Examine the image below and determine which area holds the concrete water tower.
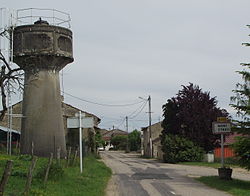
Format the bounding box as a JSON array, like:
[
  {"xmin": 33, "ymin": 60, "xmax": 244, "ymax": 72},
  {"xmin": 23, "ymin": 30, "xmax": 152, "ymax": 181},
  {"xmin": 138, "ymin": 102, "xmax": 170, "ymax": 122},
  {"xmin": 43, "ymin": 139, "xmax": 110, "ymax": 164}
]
[{"xmin": 13, "ymin": 10, "xmax": 73, "ymax": 157}]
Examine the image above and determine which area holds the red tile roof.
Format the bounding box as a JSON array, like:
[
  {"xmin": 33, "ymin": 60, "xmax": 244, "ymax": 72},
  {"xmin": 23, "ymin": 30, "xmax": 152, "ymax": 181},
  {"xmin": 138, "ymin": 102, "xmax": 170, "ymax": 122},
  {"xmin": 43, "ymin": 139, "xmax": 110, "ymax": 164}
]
[
  {"xmin": 224, "ymin": 133, "xmax": 243, "ymax": 145},
  {"xmin": 102, "ymin": 129, "xmax": 127, "ymax": 141}
]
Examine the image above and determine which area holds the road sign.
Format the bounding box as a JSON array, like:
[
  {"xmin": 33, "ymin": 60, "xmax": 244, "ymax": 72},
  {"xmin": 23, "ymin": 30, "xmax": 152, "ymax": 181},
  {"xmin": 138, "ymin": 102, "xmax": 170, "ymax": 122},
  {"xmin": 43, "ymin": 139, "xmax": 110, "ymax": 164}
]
[
  {"xmin": 212, "ymin": 122, "xmax": 231, "ymax": 134},
  {"xmin": 217, "ymin": 117, "xmax": 228, "ymax": 123},
  {"xmin": 67, "ymin": 117, "xmax": 94, "ymax": 128},
  {"xmin": 212, "ymin": 118, "xmax": 231, "ymax": 169}
]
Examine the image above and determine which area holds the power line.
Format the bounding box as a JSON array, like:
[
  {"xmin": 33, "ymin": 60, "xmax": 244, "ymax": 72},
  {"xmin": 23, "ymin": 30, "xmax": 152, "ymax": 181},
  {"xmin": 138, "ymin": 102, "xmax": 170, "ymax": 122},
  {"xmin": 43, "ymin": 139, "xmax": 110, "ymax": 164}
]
[
  {"xmin": 101, "ymin": 116, "xmax": 123, "ymax": 120},
  {"xmin": 129, "ymin": 100, "xmax": 148, "ymax": 119},
  {"xmin": 130, "ymin": 119, "xmax": 159, "ymax": 122},
  {"xmin": 62, "ymin": 91, "xmax": 151, "ymax": 129},
  {"xmin": 103, "ymin": 119, "xmax": 123, "ymax": 124},
  {"xmin": 127, "ymin": 101, "xmax": 146, "ymax": 117},
  {"xmin": 116, "ymin": 117, "xmax": 126, "ymax": 129},
  {"xmin": 62, "ymin": 91, "xmax": 145, "ymax": 107},
  {"xmin": 106, "ymin": 100, "xmax": 147, "ymax": 129}
]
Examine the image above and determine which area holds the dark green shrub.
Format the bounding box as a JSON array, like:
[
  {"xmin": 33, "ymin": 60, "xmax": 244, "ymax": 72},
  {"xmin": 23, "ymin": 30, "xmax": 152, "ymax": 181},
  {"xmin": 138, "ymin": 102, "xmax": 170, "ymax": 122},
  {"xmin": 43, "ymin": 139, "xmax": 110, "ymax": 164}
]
[
  {"xmin": 231, "ymin": 136, "xmax": 250, "ymax": 170},
  {"xmin": 128, "ymin": 130, "xmax": 141, "ymax": 151},
  {"xmin": 111, "ymin": 135, "xmax": 127, "ymax": 150},
  {"xmin": 162, "ymin": 134, "xmax": 204, "ymax": 163}
]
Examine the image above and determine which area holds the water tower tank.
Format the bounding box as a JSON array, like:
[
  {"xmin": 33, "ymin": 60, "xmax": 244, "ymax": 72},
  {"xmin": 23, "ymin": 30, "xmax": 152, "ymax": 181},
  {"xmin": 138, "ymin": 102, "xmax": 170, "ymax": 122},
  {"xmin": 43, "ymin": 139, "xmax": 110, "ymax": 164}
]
[{"xmin": 13, "ymin": 18, "xmax": 73, "ymax": 157}]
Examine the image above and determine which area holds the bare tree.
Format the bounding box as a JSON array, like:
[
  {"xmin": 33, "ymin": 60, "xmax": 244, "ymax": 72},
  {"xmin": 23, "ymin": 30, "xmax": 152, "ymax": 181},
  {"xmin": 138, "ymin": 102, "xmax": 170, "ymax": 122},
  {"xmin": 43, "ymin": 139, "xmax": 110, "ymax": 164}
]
[{"xmin": 0, "ymin": 29, "xmax": 23, "ymax": 121}]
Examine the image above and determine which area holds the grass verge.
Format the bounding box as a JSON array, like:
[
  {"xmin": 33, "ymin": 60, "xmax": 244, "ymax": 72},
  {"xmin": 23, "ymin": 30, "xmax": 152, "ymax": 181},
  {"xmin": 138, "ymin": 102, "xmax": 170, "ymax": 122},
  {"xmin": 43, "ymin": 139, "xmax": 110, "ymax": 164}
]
[
  {"xmin": 0, "ymin": 153, "xmax": 111, "ymax": 196},
  {"xmin": 196, "ymin": 176, "xmax": 250, "ymax": 196},
  {"xmin": 179, "ymin": 161, "xmax": 239, "ymax": 168},
  {"xmin": 179, "ymin": 162, "xmax": 223, "ymax": 168},
  {"xmin": 179, "ymin": 157, "xmax": 240, "ymax": 168}
]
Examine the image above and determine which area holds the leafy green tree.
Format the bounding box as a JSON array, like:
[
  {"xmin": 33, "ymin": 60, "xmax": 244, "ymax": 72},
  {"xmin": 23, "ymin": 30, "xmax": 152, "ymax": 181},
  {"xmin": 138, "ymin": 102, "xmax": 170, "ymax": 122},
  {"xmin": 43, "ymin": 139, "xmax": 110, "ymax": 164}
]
[
  {"xmin": 161, "ymin": 83, "xmax": 228, "ymax": 153},
  {"xmin": 231, "ymin": 137, "xmax": 250, "ymax": 170},
  {"xmin": 128, "ymin": 130, "xmax": 141, "ymax": 151},
  {"xmin": 95, "ymin": 129, "xmax": 105, "ymax": 149},
  {"xmin": 111, "ymin": 135, "xmax": 127, "ymax": 150},
  {"xmin": 230, "ymin": 32, "xmax": 250, "ymax": 170},
  {"xmin": 88, "ymin": 131, "xmax": 95, "ymax": 153},
  {"xmin": 230, "ymin": 63, "xmax": 250, "ymax": 133},
  {"xmin": 162, "ymin": 134, "xmax": 204, "ymax": 163}
]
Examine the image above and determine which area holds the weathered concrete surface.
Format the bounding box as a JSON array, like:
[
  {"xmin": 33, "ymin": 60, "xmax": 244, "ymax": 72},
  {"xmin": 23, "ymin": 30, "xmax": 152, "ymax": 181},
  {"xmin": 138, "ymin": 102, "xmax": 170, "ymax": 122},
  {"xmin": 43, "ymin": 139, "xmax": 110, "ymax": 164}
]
[
  {"xmin": 20, "ymin": 70, "xmax": 66, "ymax": 157},
  {"xmin": 101, "ymin": 151, "xmax": 237, "ymax": 196},
  {"xmin": 13, "ymin": 21, "xmax": 73, "ymax": 157}
]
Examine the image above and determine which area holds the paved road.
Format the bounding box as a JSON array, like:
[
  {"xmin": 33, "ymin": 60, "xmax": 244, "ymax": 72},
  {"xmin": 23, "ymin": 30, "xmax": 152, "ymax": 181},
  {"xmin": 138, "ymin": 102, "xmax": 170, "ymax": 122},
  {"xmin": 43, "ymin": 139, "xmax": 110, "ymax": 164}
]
[{"xmin": 101, "ymin": 151, "xmax": 232, "ymax": 196}]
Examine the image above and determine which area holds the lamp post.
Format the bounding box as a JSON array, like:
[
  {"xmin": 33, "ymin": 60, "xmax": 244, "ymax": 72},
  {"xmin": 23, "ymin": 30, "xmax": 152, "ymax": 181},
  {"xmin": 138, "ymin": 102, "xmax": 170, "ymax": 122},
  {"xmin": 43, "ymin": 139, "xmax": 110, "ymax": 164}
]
[{"xmin": 139, "ymin": 96, "xmax": 152, "ymax": 158}]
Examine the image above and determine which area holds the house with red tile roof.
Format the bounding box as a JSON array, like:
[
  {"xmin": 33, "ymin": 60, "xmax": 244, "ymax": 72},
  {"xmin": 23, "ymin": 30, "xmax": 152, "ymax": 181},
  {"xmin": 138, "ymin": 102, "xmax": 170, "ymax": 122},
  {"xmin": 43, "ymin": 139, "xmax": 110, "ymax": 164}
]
[
  {"xmin": 101, "ymin": 129, "xmax": 128, "ymax": 150},
  {"xmin": 214, "ymin": 132, "xmax": 242, "ymax": 158}
]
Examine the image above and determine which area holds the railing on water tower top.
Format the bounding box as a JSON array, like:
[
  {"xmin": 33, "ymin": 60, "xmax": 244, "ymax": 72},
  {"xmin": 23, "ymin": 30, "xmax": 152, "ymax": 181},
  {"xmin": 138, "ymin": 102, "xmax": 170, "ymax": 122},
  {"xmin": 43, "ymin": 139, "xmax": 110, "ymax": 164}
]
[{"xmin": 16, "ymin": 8, "xmax": 71, "ymax": 28}]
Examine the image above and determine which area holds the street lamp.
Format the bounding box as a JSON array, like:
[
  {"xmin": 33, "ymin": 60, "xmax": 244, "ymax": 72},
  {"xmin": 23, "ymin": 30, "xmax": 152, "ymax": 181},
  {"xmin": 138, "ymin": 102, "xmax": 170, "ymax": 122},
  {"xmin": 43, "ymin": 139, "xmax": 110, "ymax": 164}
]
[{"xmin": 139, "ymin": 96, "xmax": 152, "ymax": 158}]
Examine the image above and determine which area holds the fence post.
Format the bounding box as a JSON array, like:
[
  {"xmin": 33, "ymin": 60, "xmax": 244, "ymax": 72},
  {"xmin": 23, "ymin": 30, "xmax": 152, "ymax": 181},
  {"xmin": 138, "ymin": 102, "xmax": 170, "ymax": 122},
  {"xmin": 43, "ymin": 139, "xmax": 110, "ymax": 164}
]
[
  {"xmin": 31, "ymin": 141, "xmax": 34, "ymax": 157},
  {"xmin": 56, "ymin": 147, "xmax": 61, "ymax": 165},
  {"xmin": 66, "ymin": 147, "xmax": 72, "ymax": 167},
  {"xmin": 72, "ymin": 148, "xmax": 78, "ymax": 166},
  {"xmin": 24, "ymin": 156, "xmax": 37, "ymax": 195},
  {"xmin": 0, "ymin": 160, "xmax": 13, "ymax": 196},
  {"xmin": 44, "ymin": 153, "xmax": 53, "ymax": 186}
]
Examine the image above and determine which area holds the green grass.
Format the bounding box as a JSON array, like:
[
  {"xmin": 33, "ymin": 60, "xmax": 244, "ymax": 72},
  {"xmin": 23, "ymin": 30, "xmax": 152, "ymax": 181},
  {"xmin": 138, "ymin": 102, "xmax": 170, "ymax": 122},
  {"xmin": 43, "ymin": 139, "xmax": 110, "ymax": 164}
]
[
  {"xmin": 179, "ymin": 161, "xmax": 239, "ymax": 168},
  {"xmin": 179, "ymin": 157, "xmax": 240, "ymax": 168},
  {"xmin": 179, "ymin": 161, "xmax": 224, "ymax": 168},
  {"xmin": 197, "ymin": 176, "xmax": 250, "ymax": 196},
  {"xmin": 0, "ymin": 153, "xmax": 112, "ymax": 196}
]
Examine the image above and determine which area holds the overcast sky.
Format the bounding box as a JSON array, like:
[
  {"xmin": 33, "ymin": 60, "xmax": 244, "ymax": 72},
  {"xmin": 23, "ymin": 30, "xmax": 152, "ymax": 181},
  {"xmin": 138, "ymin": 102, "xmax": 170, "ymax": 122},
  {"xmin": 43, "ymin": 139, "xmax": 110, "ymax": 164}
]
[{"xmin": 1, "ymin": 0, "xmax": 250, "ymax": 131}]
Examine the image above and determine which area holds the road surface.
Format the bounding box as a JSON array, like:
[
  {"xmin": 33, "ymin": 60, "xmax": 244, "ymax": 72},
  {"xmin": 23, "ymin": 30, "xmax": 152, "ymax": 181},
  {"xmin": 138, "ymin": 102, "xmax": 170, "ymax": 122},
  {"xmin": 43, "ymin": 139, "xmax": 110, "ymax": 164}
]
[{"xmin": 101, "ymin": 151, "xmax": 232, "ymax": 196}]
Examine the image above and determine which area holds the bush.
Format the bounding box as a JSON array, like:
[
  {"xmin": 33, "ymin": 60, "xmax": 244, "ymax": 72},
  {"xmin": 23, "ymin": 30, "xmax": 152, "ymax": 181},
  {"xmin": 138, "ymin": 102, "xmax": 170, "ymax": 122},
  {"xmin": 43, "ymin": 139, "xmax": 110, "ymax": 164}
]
[
  {"xmin": 162, "ymin": 134, "xmax": 204, "ymax": 163},
  {"xmin": 128, "ymin": 130, "xmax": 141, "ymax": 151},
  {"xmin": 110, "ymin": 135, "xmax": 127, "ymax": 150},
  {"xmin": 231, "ymin": 136, "xmax": 250, "ymax": 170}
]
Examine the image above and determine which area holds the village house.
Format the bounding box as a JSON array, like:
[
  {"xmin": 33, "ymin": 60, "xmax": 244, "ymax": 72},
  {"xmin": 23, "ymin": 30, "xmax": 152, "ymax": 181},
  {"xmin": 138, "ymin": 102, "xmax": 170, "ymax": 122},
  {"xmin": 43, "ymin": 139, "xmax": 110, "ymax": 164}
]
[
  {"xmin": 142, "ymin": 121, "xmax": 163, "ymax": 159},
  {"xmin": 141, "ymin": 121, "xmax": 240, "ymax": 161},
  {"xmin": 0, "ymin": 102, "xmax": 22, "ymax": 146},
  {"xmin": 0, "ymin": 101, "xmax": 100, "ymax": 153},
  {"xmin": 214, "ymin": 132, "xmax": 242, "ymax": 158},
  {"xmin": 101, "ymin": 128, "xmax": 128, "ymax": 150}
]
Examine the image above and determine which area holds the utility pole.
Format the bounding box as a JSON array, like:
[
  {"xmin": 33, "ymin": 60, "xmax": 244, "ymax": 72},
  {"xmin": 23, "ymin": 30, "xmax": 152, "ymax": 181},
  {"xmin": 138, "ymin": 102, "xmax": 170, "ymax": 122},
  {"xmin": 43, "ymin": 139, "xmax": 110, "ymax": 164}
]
[
  {"xmin": 148, "ymin": 96, "xmax": 152, "ymax": 158},
  {"xmin": 125, "ymin": 116, "xmax": 129, "ymax": 153},
  {"xmin": 7, "ymin": 22, "xmax": 14, "ymax": 156},
  {"xmin": 139, "ymin": 95, "xmax": 153, "ymax": 158},
  {"xmin": 7, "ymin": 85, "xmax": 12, "ymax": 155},
  {"xmin": 79, "ymin": 111, "xmax": 83, "ymax": 173}
]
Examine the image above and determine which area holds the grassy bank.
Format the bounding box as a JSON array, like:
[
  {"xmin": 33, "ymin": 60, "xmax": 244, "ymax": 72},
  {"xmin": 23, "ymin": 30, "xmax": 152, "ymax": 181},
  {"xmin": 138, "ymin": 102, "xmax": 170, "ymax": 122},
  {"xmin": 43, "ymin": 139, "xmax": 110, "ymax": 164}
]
[
  {"xmin": 197, "ymin": 176, "xmax": 250, "ymax": 196},
  {"xmin": 179, "ymin": 162, "xmax": 224, "ymax": 168},
  {"xmin": 179, "ymin": 161, "xmax": 239, "ymax": 168},
  {"xmin": 179, "ymin": 157, "xmax": 240, "ymax": 168},
  {"xmin": 0, "ymin": 153, "xmax": 111, "ymax": 196}
]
